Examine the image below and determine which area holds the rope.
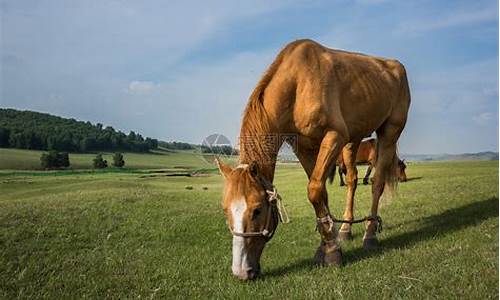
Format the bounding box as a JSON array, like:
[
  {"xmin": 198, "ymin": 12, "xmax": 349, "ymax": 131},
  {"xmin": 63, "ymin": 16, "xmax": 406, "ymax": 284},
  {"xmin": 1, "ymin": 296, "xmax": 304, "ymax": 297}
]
[
  {"xmin": 332, "ymin": 215, "xmax": 383, "ymax": 233},
  {"xmin": 266, "ymin": 187, "xmax": 290, "ymax": 224}
]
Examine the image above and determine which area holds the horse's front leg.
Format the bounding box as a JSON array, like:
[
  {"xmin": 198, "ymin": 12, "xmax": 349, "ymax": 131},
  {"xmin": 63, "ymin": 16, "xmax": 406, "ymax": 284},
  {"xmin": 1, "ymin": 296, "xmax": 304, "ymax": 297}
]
[
  {"xmin": 307, "ymin": 131, "xmax": 346, "ymax": 266},
  {"xmin": 338, "ymin": 141, "xmax": 360, "ymax": 241}
]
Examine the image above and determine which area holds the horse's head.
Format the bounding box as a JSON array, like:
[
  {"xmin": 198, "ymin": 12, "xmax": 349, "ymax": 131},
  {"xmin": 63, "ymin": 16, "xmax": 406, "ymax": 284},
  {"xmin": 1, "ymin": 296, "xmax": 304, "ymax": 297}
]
[
  {"xmin": 216, "ymin": 158, "xmax": 280, "ymax": 280},
  {"xmin": 397, "ymin": 159, "xmax": 407, "ymax": 182}
]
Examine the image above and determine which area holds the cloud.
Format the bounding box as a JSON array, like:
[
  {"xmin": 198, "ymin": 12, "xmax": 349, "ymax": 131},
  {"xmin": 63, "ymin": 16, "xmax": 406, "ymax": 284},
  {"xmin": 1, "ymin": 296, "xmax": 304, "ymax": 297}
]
[
  {"xmin": 395, "ymin": 8, "xmax": 498, "ymax": 35},
  {"xmin": 1, "ymin": 1, "xmax": 498, "ymax": 153},
  {"xmin": 126, "ymin": 81, "xmax": 158, "ymax": 95},
  {"xmin": 116, "ymin": 49, "xmax": 277, "ymax": 143},
  {"xmin": 473, "ymin": 112, "xmax": 494, "ymax": 125},
  {"xmin": 354, "ymin": 0, "xmax": 392, "ymax": 4}
]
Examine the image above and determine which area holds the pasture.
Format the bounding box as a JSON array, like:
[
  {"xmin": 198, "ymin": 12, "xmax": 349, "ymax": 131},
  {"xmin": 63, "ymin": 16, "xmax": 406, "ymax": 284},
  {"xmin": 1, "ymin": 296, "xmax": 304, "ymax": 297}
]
[
  {"xmin": 0, "ymin": 157, "xmax": 498, "ymax": 298},
  {"xmin": 0, "ymin": 148, "xmax": 212, "ymax": 171}
]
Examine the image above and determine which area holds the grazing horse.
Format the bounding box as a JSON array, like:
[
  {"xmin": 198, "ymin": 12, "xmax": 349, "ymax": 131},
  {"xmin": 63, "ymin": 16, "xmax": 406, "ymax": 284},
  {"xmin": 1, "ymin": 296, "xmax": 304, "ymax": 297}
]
[
  {"xmin": 216, "ymin": 39, "xmax": 411, "ymax": 280},
  {"xmin": 336, "ymin": 138, "xmax": 408, "ymax": 186},
  {"xmin": 334, "ymin": 139, "xmax": 408, "ymax": 240},
  {"xmin": 397, "ymin": 159, "xmax": 408, "ymax": 182}
]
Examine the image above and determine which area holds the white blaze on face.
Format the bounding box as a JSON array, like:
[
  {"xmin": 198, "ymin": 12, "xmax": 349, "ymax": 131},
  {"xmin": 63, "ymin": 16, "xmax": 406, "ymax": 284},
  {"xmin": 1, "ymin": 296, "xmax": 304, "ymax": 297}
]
[{"xmin": 231, "ymin": 198, "xmax": 249, "ymax": 276}]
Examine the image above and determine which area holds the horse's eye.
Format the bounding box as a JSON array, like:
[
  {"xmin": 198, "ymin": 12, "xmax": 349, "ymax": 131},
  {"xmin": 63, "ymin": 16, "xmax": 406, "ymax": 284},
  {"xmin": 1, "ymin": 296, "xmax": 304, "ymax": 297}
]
[{"xmin": 252, "ymin": 208, "xmax": 262, "ymax": 219}]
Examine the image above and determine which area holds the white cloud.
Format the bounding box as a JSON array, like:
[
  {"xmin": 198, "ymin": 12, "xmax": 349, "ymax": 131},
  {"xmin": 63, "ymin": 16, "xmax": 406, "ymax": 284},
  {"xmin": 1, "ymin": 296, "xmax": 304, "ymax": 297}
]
[
  {"xmin": 126, "ymin": 81, "xmax": 158, "ymax": 95},
  {"xmin": 395, "ymin": 9, "xmax": 497, "ymax": 35},
  {"xmin": 116, "ymin": 49, "xmax": 277, "ymax": 143},
  {"xmin": 473, "ymin": 112, "xmax": 494, "ymax": 125},
  {"xmin": 355, "ymin": 0, "xmax": 391, "ymax": 4}
]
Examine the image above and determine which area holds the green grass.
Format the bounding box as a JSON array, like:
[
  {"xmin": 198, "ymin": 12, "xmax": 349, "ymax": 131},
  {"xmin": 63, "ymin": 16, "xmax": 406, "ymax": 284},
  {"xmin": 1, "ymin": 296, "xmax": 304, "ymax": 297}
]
[
  {"xmin": 0, "ymin": 148, "xmax": 213, "ymax": 170},
  {"xmin": 0, "ymin": 160, "xmax": 498, "ymax": 299}
]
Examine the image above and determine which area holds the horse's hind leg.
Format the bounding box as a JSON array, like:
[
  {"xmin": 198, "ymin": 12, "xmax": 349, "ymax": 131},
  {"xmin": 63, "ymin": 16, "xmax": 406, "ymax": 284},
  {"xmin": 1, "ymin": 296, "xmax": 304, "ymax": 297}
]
[
  {"xmin": 364, "ymin": 122, "xmax": 403, "ymax": 250},
  {"xmin": 307, "ymin": 131, "xmax": 346, "ymax": 266},
  {"xmin": 338, "ymin": 141, "xmax": 360, "ymax": 241}
]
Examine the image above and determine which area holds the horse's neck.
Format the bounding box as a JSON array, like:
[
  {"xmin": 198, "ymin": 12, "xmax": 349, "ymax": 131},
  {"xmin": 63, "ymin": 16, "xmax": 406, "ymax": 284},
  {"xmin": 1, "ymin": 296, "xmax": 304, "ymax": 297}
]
[{"xmin": 239, "ymin": 129, "xmax": 282, "ymax": 182}]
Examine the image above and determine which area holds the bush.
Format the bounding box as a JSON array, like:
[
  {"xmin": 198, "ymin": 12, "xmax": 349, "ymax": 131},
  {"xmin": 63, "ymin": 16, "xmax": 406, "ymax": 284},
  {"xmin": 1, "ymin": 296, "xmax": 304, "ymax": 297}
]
[
  {"xmin": 112, "ymin": 152, "xmax": 125, "ymax": 167},
  {"xmin": 93, "ymin": 154, "xmax": 108, "ymax": 169},
  {"xmin": 40, "ymin": 151, "xmax": 70, "ymax": 169}
]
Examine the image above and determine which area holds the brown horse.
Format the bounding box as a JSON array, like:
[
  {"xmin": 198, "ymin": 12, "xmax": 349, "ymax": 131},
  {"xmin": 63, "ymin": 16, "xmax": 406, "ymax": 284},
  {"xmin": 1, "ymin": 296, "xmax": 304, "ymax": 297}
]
[
  {"xmin": 216, "ymin": 39, "xmax": 411, "ymax": 280},
  {"xmin": 336, "ymin": 138, "xmax": 407, "ymax": 186}
]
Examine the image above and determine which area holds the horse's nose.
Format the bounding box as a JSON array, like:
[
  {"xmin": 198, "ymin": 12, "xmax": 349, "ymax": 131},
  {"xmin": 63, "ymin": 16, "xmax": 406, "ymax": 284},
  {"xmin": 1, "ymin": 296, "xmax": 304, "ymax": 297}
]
[
  {"xmin": 234, "ymin": 268, "xmax": 260, "ymax": 281},
  {"xmin": 247, "ymin": 269, "xmax": 259, "ymax": 280}
]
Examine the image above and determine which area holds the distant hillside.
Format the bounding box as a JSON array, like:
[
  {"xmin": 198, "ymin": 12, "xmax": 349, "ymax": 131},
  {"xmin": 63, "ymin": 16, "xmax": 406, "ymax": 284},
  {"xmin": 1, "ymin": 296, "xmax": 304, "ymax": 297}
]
[
  {"xmin": 401, "ymin": 151, "xmax": 499, "ymax": 162},
  {"xmin": 0, "ymin": 108, "xmax": 158, "ymax": 152}
]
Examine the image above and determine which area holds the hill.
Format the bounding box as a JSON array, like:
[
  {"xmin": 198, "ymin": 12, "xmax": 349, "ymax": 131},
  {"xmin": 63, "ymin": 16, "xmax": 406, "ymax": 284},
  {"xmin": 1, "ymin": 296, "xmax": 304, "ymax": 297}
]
[
  {"xmin": 0, "ymin": 108, "xmax": 158, "ymax": 152},
  {"xmin": 402, "ymin": 151, "xmax": 499, "ymax": 161}
]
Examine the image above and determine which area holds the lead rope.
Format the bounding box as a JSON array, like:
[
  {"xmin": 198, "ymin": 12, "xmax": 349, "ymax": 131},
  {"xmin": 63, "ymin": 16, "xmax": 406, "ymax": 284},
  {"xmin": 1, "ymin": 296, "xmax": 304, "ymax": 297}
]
[
  {"xmin": 266, "ymin": 187, "xmax": 290, "ymax": 224},
  {"xmin": 316, "ymin": 215, "xmax": 383, "ymax": 233},
  {"xmin": 332, "ymin": 215, "xmax": 383, "ymax": 233}
]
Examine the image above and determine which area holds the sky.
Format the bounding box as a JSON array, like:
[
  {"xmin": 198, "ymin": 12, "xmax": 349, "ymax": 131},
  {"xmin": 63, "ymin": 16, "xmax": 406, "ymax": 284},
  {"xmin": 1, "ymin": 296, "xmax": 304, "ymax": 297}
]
[{"xmin": 1, "ymin": 0, "xmax": 498, "ymax": 154}]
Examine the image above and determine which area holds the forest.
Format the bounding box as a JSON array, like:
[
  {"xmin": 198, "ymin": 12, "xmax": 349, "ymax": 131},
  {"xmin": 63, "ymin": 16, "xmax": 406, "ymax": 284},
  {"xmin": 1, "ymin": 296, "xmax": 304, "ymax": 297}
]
[{"xmin": 0, "ymin": 109, "xmax": 158, "ymax": 152}]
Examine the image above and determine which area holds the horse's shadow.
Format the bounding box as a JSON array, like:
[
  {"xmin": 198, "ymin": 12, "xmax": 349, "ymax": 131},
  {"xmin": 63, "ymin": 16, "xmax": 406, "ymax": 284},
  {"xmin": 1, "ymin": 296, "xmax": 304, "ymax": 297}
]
[
  {"xmin": 265, "ymin": 197, "xmax": 498, "ymax": 278},
  {"xmin": 337, "ymin": 176, "xmax": 423, "ymax": 187},
  {"xmin": 404, "ymin": 176, "xmax": 423, "ymax": 182}
]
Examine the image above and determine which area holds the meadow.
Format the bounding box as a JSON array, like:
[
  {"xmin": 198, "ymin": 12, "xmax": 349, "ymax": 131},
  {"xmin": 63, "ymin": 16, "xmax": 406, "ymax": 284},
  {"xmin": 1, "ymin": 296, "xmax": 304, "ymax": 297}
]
[
  {"xmin": 0, "ymin": 149, "xmax": 498, "ymax": 299},
  {"xmin": 0, "ymin": 148, "xmax": 212, "ymax": 171}
]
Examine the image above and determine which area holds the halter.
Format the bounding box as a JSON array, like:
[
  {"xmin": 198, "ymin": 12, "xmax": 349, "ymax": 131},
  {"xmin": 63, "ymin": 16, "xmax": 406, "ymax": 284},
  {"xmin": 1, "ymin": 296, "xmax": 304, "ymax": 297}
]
[{"xmin": 227, "ymin": 183, "xmax": 289, "ymax": 240}]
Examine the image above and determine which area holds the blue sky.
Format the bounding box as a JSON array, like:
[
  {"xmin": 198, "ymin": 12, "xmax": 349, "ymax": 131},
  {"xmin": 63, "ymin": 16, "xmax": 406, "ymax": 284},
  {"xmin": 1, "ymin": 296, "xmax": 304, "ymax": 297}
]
[{"xmin": 1, "ymin": 0, "xmax": 498, "ymax": 154}]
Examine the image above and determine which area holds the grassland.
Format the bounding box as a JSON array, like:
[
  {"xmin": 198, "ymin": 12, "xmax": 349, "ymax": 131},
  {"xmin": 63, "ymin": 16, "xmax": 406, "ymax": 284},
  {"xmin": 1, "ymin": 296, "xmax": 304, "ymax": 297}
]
[
  {"xmin": 0, "ymin": 148, "xmax": 213, "ymax": 171},
  {"xmin": 0, "ymin": 151, "xmax": 498, "ymax": 299}
]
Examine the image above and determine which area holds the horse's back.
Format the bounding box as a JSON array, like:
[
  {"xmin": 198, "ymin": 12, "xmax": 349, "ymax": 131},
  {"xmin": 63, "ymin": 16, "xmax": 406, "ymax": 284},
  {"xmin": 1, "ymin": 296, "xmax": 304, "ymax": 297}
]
[{"xmin": 274, "ymin": 39, "xmax": 410, "ymax": 141}]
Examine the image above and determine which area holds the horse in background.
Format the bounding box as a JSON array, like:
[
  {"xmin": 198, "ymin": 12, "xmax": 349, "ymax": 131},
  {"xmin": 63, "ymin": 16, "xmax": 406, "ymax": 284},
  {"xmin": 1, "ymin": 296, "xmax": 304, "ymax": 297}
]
[{"xmin": 336, "ymin": 138, "xmax": 407, "ymax": 186}]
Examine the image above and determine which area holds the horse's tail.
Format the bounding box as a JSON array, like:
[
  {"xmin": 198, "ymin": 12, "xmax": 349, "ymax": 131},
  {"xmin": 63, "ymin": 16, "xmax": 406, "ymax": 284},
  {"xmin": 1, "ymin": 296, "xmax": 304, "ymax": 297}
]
[{"xmin": 376, "ymin": 61, "xmax": 410, "ymax": 198}]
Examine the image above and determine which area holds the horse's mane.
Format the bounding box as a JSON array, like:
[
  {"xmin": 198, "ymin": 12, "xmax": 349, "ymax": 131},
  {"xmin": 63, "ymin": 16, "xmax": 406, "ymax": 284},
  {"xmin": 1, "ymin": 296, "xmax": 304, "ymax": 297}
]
[{"xmin": 239, "ymin": 40, "xmax": 303, "ymax": 166}]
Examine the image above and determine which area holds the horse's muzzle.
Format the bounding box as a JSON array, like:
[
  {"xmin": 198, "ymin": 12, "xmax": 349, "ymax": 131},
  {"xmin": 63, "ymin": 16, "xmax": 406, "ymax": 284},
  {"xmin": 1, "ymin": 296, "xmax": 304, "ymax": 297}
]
[{"xmin": 234, "ymin": 266, "xmax": 260, "ymax": 281}]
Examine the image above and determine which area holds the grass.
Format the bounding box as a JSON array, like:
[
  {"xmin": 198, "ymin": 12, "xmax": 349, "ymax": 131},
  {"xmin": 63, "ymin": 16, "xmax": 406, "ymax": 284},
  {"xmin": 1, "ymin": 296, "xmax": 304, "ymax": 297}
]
[
  {"xmin": 0, "ymin": 158, "xmax": 498, "ymax": 299},
  {"xmin": 0, "ymin": 148, "xmax": 215, "ymax": 171}
]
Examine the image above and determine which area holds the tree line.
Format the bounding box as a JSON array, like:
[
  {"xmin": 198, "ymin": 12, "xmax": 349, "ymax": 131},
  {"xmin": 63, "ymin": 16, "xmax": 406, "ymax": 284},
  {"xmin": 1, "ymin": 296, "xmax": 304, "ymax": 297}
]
[
  {"xmin": 158, "ymin": 140, "xmax": 195, "ymax": 150},
  {"xmin": 0, "ymin": 109, "xmax": 158, "ymax": 152}
]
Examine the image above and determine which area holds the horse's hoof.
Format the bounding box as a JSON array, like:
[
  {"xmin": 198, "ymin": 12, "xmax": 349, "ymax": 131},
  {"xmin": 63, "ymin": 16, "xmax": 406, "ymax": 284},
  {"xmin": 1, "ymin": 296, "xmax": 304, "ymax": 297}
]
[
  {"xmin": 314, "ymin": 246, "xmax": 343, "ymax": 266},
  {"xmin": 337, "ymin": 230, "xmax": 353, "ymax": 241},
  {"xmin": 340, "ymin": 183, "xmax": 345, "ymax": 187},
  {"xmin": 362, "ymin": 180, "xmax": 369, "ymax": 185},
  {"xmin": 363, "ymin": 238, "xmax": 379, "ymax": 250}
]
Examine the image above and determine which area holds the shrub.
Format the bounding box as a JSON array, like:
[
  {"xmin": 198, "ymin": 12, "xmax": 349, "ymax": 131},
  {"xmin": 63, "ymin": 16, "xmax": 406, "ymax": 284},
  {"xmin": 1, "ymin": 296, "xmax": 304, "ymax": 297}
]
[
  {"xmin": 112, "ymin": 152, "xmax": 125, "ymax": 168},
  {"xmin": 93, "ymin": 154, "xmax": 108, "ymax": 169},
  {"xmin": 40, "ymin": 151, "xmax": 70, "ymax": 169}
]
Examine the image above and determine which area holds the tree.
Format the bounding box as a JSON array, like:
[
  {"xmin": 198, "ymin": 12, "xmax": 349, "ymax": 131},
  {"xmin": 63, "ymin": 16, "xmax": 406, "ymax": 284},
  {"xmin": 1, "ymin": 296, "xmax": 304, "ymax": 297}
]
[
  {"xmin": 40, "ymin": 151, "xmax": 70, "ymax": 169},
  {"xmin": 58, "ymin": 152, "xmax": 70, "ymax": 168},
  {"xmin": 112, "ymin": 152, "xmax": 125, "ymax": 168},
  {"xmin": 0, "ymin": 128, "xmax": 11, "ymax": 147},
  {"xmin": 93, "ymin": 154, "xmax": 108, "ymax": 169}
]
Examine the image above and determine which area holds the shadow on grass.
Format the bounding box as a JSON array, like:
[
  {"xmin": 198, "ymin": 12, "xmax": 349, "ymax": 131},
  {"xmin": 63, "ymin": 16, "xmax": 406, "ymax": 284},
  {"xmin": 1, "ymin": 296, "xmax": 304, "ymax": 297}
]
[
  {"xmin": 335, "ymin": 176, "xmax": 422, "ymax": 187},
  {"xmin": 264, "ymin": 257, "xmax": 315, "ymax": 278},
  {"xmin": 404, "ymin": 176, "xmax": 423, "ymax": 182},
  {"xmin": 344, "ymin": 196, "xmax": 498, "ymax": 264},
  {"xmin": 265, "ymin": 197, "xmax": 498, "ymax": 277}
]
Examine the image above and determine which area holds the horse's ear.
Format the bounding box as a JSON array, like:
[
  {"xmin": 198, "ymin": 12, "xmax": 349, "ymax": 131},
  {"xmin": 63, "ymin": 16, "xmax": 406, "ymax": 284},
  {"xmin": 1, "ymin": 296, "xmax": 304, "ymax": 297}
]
[
  {"xmin": 249, "ymin": 161, "xmax": 259, "ymax": 178},
  {"xmin": 215, "ymin": 157, "xmax": 232, "ymax": 179}
]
